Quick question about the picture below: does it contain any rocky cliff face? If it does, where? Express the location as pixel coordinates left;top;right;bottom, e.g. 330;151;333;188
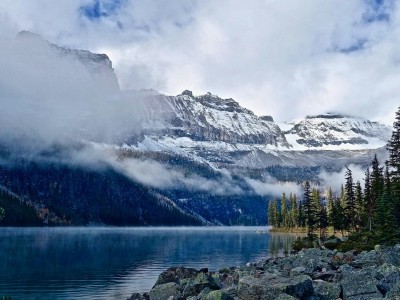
129;90;289;147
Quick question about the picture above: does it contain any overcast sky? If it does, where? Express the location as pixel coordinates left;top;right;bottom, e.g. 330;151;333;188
0;0;399;124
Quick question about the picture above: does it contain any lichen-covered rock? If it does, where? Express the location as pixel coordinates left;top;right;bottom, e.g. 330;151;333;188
375;265;400;297
182;272;220;297
149;282;181;300
381;246;400;267
213;272;236;289
128;292;149;300
352;250;378;268
375;263;400;279
386;281;400;298
290;266;306;276
237;274;313;300
330;252;355;269
311;270;337;281
291;248;333;275
220;286;237;299
313;280;341;300
154;267;199;286
340;267;382;299
276;293;297;300
203;290;233;300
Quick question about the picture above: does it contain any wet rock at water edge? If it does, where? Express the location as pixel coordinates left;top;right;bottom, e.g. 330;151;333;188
149;282;181;300
237;273;313;299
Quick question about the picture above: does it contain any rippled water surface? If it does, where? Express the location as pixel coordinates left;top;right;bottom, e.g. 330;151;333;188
0;227;301;299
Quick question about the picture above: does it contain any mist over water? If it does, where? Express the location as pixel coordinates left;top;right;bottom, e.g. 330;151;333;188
0;227;301;300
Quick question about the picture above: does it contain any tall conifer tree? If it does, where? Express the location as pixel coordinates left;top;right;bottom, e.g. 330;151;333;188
344;167;355;230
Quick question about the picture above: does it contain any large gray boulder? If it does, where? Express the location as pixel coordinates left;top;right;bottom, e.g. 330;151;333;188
340;266;382;299
381;245;400;267
237;274;313;300
182;272;220;297
313;280;341;300
375;263;400;297
203;289;233;300
351;250;378;268
149;282;181;300
154;267;199;285
291;248;333;274
386;281;400;298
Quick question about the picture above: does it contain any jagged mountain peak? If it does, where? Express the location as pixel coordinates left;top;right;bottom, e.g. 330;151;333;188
132;90;289;148
176;90;254;115
284;113;391;150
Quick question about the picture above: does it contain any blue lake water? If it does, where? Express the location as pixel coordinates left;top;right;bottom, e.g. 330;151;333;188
0;227;301;299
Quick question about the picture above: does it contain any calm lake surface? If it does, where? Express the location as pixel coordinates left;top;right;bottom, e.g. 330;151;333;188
0;227;301;300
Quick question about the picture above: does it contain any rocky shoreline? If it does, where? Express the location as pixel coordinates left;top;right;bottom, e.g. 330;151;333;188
129;244;400;300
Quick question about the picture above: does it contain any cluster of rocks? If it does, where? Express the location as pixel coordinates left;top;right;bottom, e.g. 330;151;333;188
129;244;400;300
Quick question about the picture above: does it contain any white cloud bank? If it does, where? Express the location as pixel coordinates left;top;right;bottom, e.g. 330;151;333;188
109;157;243;195
318;164;367;193
1;0;399;124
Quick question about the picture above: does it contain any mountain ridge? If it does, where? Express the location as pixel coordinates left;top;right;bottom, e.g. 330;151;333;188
0;32;392;226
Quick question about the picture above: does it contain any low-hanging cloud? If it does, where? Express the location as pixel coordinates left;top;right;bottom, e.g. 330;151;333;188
111;157;243;196
245;178;301;198
0;33;144;152
318;164;367;193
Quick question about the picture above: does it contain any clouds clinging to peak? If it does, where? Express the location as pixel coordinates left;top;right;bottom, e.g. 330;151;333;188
0;0;400;124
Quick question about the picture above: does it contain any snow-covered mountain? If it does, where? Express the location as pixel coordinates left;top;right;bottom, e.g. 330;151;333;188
121;90;390;169
282;113;391;151
127;90;289;147
0;33;392;225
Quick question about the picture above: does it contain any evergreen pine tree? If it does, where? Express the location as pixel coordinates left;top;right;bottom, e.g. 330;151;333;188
387;106;400;226
333;191;346;236
327;188;334;216
304;182;317;236
289;193;298;229
318;202;329;240
303;181;314;235
364;167;373;231
268;200;275;227
344;167;355;231
388;106;400;178
354;181;364;231
281;193;288;228
375;163;397;242
273;198;281;228
298;198;305;228
371;155;384;228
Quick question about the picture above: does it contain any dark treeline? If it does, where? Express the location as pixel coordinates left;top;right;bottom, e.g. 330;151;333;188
0;162;203;226
0;188;42;226
268;106;400;247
